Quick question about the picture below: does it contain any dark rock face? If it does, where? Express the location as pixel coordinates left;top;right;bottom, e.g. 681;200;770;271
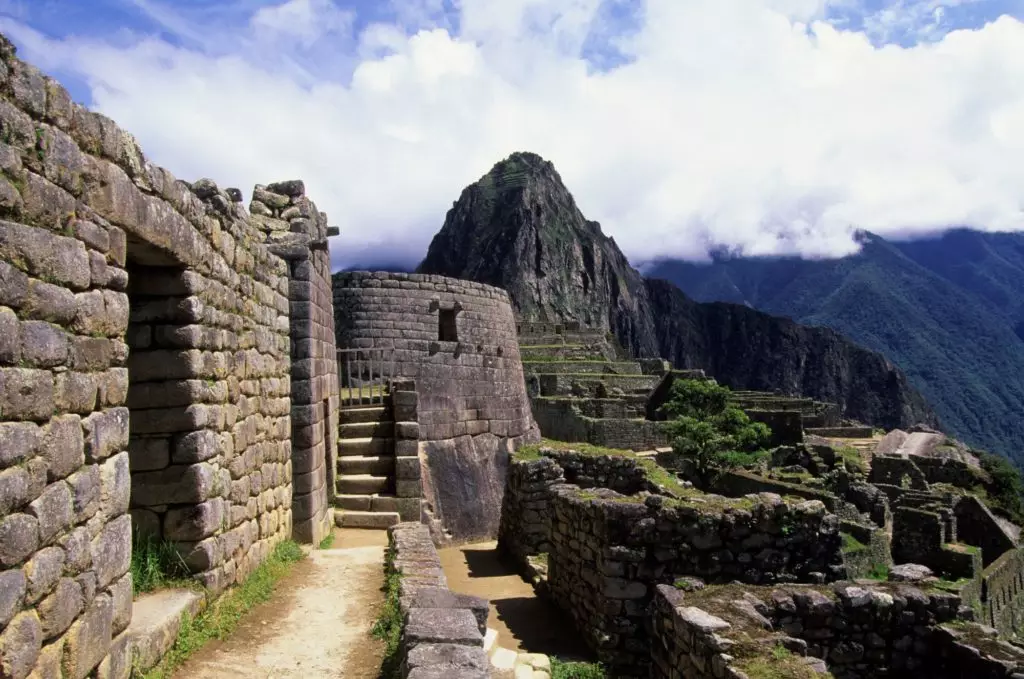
418;152;660;358
419;151;938;430
645;279;938;431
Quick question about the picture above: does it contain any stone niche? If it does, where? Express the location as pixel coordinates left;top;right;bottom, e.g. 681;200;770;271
0;34;294;679
332;271;541;541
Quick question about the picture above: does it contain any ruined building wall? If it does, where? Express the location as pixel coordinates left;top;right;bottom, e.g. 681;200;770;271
332;271;540;541
0;37;291;678
249;181;338;545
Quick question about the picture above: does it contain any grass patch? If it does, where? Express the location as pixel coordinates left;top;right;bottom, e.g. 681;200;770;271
836;446;868;474
141;540;304;679
866;563;890;581
318;532;335;550
840;532;869;554
131;532;194;596
736;644;830;679
551;659;606;679
371;545;403;679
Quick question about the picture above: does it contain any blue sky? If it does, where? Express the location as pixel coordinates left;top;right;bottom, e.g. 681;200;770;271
1;0;1022;269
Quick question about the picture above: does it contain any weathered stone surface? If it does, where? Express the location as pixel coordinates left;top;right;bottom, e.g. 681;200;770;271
889;563;935;583
19;321;69;368
0;307;19;364
109;573;133;635
37;578;84;640
99;451;130;518
0;422;40;469
163;499;225;541
66;465;100;523
404;608;482;647
0;368;54;421
171;430;219;464
406;643;489;670
131;464;216;506
41;415;84;481
0;610;42;679
61;593;113;679
24;546;66;604
90;515;131;588
0;467;29;516
0;513;39;566
82;408;129;462
27;482;73;545
0;569;26;629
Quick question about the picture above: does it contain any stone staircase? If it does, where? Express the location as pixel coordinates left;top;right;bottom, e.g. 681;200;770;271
335;404;401;529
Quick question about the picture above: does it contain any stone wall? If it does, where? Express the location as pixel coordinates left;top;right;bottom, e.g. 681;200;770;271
249;181;338;545
0;36;295;679
869;455;930;490
651;582;1024;679
387;523;489;679
530;397;669;451
745;409;804;446
333;271;539;541
546;485;843;676
711;470;839;510
981;546;1024;635
954;495;1016;567
892;507;980;580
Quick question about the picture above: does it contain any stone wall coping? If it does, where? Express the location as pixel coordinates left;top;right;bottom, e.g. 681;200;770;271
332;270;511;301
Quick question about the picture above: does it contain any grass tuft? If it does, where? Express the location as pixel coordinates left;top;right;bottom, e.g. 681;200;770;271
318;532;336;550
131;531;193;596
371;545;404;679
140;540;304;679
551;659;606;679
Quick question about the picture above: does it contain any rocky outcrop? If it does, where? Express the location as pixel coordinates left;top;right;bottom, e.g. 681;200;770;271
419;152;938;431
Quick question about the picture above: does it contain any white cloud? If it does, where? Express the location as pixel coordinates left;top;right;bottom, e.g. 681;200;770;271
1;0;1022;268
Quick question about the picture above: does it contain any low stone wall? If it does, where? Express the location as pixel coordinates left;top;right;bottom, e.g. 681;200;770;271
805;426;874;438
387;523;490;679
547;486;844;676
981;546;1024;635
913;455;986;489
954;495;1016;567
530;397;669;451
650;582;1024;679
870;455;929;490
840;520;892;578
712;470;839;510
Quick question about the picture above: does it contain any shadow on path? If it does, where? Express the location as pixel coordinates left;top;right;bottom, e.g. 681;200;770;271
439;541;594;662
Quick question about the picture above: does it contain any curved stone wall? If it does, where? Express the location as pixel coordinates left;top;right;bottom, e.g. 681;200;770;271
332;271;539;540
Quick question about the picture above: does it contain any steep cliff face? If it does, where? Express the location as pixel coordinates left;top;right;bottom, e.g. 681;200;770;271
418;152;660;358
645;279;938;430
419;151;938;430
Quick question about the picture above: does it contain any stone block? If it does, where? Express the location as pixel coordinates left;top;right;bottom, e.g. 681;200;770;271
164;499;225;541
131;464;216;506
396;479;422;498
0;610;42;679
0;569;26;629
404;608;482;648
396;421;420;439
37;578;84;640
405;588;489;635
90;514;131;589
100;451;131;517
0;467;30;517
395;439;419;457
23;280;76;326
28;482;73;545
109;573;133;636
24;546;65;604
61;593;113;679
0;368;54;421
0;307;19;364
0;513;39;567
67;465;100;523
94;631;131;679
395;456;422;481
0;422;41;469
128;437;169;472
0;261;28;309
41;415;84;481
82;408;129;462
406;644;489;672
30;638;63;679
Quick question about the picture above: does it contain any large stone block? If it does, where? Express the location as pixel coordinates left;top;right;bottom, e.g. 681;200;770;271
24;545;65;604
37;578;84;640
60;593;113;679
90;514;131;588
28;482;73;545
163;499;225;541
0;569;26;629
0;368;54;421
82;408;129;463
41;415;84;481
100;452;131;518
0;610;42;679
131;463;216;506
0;422;40;469
0;513;39;567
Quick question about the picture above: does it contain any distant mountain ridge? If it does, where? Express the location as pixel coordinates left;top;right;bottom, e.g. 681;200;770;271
417;152;938;431
647;230;1024;463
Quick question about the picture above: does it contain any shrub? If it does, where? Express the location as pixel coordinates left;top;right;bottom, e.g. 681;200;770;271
551;659;606;679
978;451;1024;523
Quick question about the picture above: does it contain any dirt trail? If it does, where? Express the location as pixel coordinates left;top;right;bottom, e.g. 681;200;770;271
174;529;388;679
439;541;592;661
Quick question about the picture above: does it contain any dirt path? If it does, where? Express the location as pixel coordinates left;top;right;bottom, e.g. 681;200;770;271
174;529;388;679
439;541;592;661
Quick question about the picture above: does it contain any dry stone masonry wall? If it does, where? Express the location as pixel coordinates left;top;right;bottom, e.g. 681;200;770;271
0;34;326;678
333;272;539;541
249;180;339;545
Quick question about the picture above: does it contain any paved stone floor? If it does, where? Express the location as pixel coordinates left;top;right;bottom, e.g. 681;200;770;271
174;529;388;679
438;540;593;660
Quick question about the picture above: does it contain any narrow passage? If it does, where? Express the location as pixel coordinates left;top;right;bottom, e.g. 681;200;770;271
174;529;388;679
439;541;592;660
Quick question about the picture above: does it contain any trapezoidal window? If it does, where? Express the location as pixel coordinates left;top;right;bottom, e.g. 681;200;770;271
439;308;459;342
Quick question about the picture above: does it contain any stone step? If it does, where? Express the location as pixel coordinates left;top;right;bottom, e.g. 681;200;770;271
335;494;422;521
338;455;394;476
339;420;394;440
338;437;393;457
336;494;373;511
339;406;389;424
337;474;390;495
335;510;400;529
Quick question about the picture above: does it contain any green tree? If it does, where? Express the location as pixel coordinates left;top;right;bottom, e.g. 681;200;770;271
659;379;772;485
979;451;1024;523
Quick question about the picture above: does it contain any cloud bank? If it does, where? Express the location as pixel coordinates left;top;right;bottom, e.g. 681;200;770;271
1;0;1022;268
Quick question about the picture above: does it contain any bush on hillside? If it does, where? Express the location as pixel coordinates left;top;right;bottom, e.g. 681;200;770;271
659;379;772;485
978;451;1024;524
